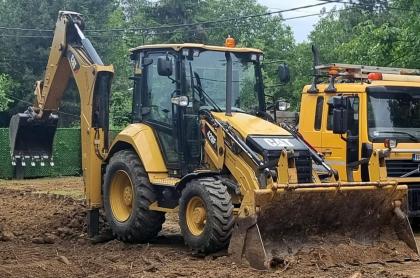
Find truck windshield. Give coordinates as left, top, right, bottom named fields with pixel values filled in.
left=368, top=90, right=420, bottom=142
left=185, top=50, right=262, bottom=113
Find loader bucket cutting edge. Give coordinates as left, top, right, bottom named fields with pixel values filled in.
left=228, top=183, right=419, bottom=270
left=9, top=112, right=58, bottom=160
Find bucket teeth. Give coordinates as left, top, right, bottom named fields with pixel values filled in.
left=9, top=111, right=58, bottom=161
left=10, top=155, right=55, bottom=167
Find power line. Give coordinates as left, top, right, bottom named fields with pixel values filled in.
left=0, top=34, right=53, bottom=38
left=0, top=2, right=330, bottom=35
left=0, top=26, right=52, bottom=32
left=0, top=11, right=337, bottom=40
left=0, top=58, right=46, bottom=64
left=5, top=93, right=81, bottom=118
left=88, top=2, right=331, bottom=33
left=5, top=94, right=32, bottom=105
left=318, top=0, right=420, bottom=13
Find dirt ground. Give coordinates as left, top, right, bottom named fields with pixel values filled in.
left=1, top=177, right=420, bottom=278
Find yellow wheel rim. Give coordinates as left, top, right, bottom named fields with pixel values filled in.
left=110, top=170, right=133, bottom=222
left=186, top=196, right=207, bottom=236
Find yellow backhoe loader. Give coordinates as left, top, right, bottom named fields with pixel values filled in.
left=8, top=11, right=419, bottom=269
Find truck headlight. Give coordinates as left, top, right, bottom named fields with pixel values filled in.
left=384, top=138, right=397, bottom=149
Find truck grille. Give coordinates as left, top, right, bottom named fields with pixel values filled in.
left=385, top=159, right=420, bottom=177
left=295, top=151, right=312, bottom=183
left=408, top=185, right=420, bottom=217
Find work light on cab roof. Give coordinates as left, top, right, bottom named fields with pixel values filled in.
left=367, top=72, right=383, bottom=80
left=224, top=35, right=236, bottom=48
left=317, top=63, right=420, bottom=81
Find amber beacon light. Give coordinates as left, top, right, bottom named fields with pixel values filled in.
left=225, top=35, right=236, bottom=48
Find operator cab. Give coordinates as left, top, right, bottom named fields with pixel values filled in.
left=129, top=43, right=266, bottom=177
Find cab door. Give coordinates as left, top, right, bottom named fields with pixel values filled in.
left=137, top=50, right=202, bottom=176
left=321, top=95, right=360, bottom=181
left=140, top=51, right=182, bottom=173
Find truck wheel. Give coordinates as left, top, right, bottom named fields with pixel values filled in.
left=103, top=149, right=165, bottom=243
left=179, top=177, right=234, bottom=253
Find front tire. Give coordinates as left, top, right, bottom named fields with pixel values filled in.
left=103, top=149, right=165, bottom=243
left=179, top=177, right=234, bottom=253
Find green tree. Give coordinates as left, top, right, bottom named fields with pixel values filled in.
left=283, top=0, right=420, bottom=110
left=0, top=0, right=117, bottom=127
left=308, top=0, right=419, bottom=67
left=0, top=74, right=12, bottom=111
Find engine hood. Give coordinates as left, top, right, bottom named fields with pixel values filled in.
left=210, top=112, right=312, bottom=183
left=211, top=112, right=290, bottom=138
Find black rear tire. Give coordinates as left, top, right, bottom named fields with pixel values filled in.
left=179, top=177, right=234, bottom=253
left=103, top=149, right=165, bottom=243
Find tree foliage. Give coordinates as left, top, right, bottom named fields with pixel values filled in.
left=0, top=74, right=12, bottom=112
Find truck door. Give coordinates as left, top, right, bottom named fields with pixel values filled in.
left=322, top=96, right=360, bottom=181
left=298, top=94, right=324, bottom=150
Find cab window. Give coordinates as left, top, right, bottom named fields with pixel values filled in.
left=143, top=53, right=176, bottom=126
left=314, top=96, right=324, bottom=130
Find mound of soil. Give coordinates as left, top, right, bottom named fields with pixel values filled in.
left=1, top=180, right=420, bottom=278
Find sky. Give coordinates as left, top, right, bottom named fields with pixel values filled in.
left=256, top=0, right=343, bottom=42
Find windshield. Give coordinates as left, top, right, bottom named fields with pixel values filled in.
left=185, top=50, right=262, bottom=113
left=368, top=90, right=420, bottom=142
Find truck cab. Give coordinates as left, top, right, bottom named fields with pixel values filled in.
left=298, top=64, right=420, bottom=219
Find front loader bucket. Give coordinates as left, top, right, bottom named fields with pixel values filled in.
left=9, top=112, right=58, bottom=165
left=229, top=182, right=419, bottom=270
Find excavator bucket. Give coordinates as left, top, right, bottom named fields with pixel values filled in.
left=229, top=182, right=419, bottom=270
left=9, top=112, right=58, bottom=166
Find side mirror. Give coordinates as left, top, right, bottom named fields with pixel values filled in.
left=278, top=63, right=290, bottom=84
left=276, top=99, right=291, bottom=111
left=330, top=96, right=349, bottom=134
left=142, top=57, right=153, bottom=67
left=171, top=96, right=189, bottom=107
left=332, top=108, right=349, bottom=134
left=157, top=56, right=173, bottom=76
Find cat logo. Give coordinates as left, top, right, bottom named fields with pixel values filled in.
left=264, top=138, right=294, bottom=147
left=68, top=52, right=80, bottom=72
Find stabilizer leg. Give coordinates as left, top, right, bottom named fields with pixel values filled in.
left=87, top=208, right=100, bottom=237
left=228, top=216, right=268, bottom=270
left=13, top=163, right=24, bottom=180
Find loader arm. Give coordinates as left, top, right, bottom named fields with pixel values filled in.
left=9, top=11, right=114, bottom=209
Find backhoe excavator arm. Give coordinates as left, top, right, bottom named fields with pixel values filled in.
left=9, top=11, right=114, bottom=211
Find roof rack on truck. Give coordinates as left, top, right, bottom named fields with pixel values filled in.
left=316, top=63, right=420, bottom=81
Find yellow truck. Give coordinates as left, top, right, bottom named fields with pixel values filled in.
left=298, top=63, right=420, bottom=221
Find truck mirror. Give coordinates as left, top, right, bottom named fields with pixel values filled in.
left=157, top=56, right=173, bottom=76
left=330, top=96, right=349, bottom=134
left=276, top=99, right=291, bottom=111
left=278, top=63, right=290, bottom=84
left=332, top=108, right=349, bottom=134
